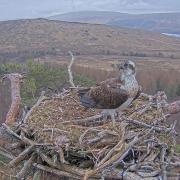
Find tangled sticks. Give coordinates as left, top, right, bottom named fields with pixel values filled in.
left=0, top=78, right=179, bottom=180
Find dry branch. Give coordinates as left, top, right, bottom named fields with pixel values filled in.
left=84, top=128, right=153, bottom=179
left=68, top=51, right=75, bottom=87
left=0, top=148, right=15, bottom=160
left=33, top=163, right=81, bottom=179
left=3, top=73, right=23, bottom=125
left=9, top=145, right=34, bottom=167
left=16, top=153, right=37, bottom=179
left=160, top=144, right=168, bottom=180
left=96, top=123, right=126, bottom=167
left=38, top=152, right=85, bottom=177
left=124, top=118, right=176, bottom=133
left=22, top=91, right=47, bottom=124
left=2, top=123, right=21, bottom=140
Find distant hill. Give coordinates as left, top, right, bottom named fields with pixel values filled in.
left=49, top=11, right=180, bottom=34
left=0, top=18, right=180, bottom=61
left=49, top=11, right=129, bottom=24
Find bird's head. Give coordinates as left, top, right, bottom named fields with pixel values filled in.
left=117, top=60, right=136, bottom=76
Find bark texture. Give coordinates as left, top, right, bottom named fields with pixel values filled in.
left=3, top=73, right=23, bottom=125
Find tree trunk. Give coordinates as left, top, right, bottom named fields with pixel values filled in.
left=3, top=73, right=23, bottom=125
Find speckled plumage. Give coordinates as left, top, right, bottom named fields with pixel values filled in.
left=78, top=61, right=140, bottom=111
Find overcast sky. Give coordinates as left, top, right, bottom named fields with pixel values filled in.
left=1, top=0, right=180, bottom=21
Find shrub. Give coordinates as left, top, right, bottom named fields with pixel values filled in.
left=0, top=60, right=96, bottom=106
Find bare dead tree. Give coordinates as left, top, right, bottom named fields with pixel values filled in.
left=2, top=73, right=23, bottom=125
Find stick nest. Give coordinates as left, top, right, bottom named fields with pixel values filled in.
left=1, top=90, right=180, bottom=179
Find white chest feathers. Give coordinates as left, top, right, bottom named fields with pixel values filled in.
left=122, top=75, right=139, bottom=97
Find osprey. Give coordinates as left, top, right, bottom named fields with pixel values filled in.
left=78, top=60, right=141, bottom=126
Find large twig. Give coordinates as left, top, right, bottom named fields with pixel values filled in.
left=16, top=153, right=37, bottom=179
left=62, top=114, right=104, bottom=126
left=124, top=118, right=176, bottom=134
left=0, top=170, right=16, bottom=179
left=96, top=123, right=126, bottom=167
left=0, top=149, right=15, bottom=160
left=33, top=163, right=81, bottom=179
left=38, top=151, right=85, bottom=177
left=160, top=144, right=168, bottom=180
left=22, top=91, right=47, bottom=124
left=9, top=145, right=34, bottom=167
left=68, top=51, right=75, bottom=87
left=84, top=128, right=153, bottom=179
left=2, top=123, right=21, bottom=140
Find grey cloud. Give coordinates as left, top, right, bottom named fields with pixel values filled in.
left=1, top=0, right=180, bottom=21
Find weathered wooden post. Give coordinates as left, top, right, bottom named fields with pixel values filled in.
left=2, top=73, right=23, bottom=125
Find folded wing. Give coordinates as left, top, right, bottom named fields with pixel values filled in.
left=78, top=78, right=129, bottom=109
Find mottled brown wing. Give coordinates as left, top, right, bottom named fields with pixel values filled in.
left=82, top=78, right=128, bottom=109
left=96, top=77, right=123, bottom=87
